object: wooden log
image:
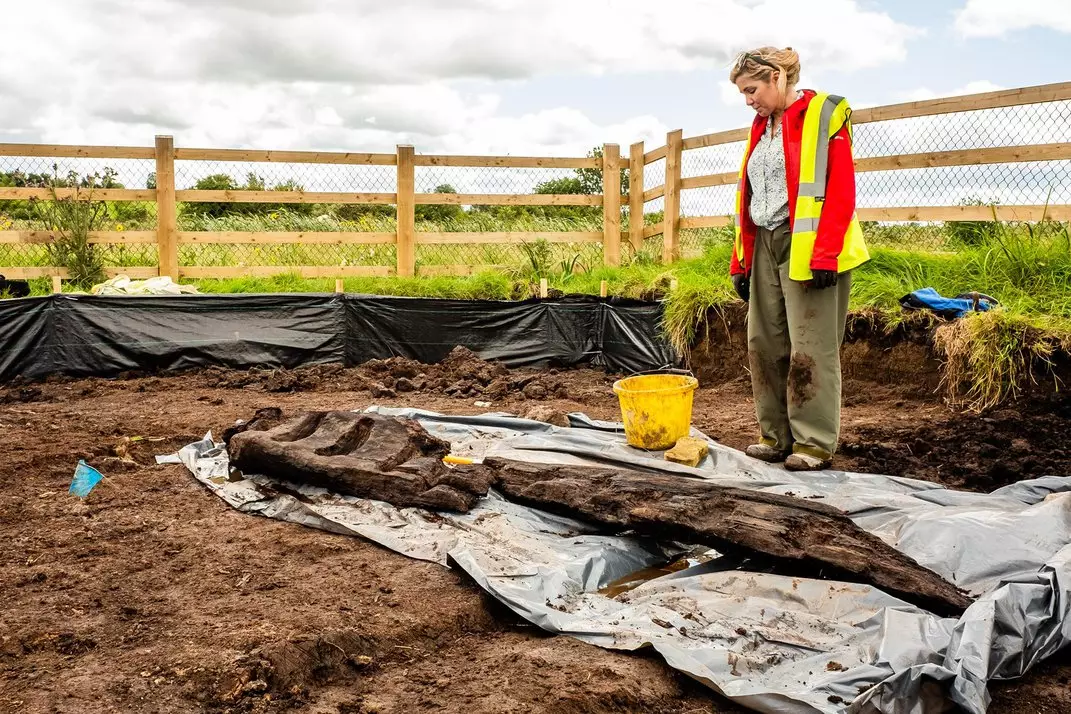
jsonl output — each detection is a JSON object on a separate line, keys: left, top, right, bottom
{"left": 225, "top": 409, "right": 970, "bottom": 616}
{"left": 227, "top": 411, "right": 494, "bottom": 512}
{"left": 484, "top": 458, "right": 972, "bottom": 616}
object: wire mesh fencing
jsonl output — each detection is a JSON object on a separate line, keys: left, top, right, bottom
{"left": 674, "top": 95, "right": 1071, "bottom": 253}
{"left": 1, "top": 86, "right": 1068, "bottom": 281}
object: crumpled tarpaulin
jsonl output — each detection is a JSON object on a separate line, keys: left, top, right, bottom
{"left": 170, "top": 409, "right": 1071, "bottom": 714}
{"left": 898, "top": 287, "right": 999, "bottom": 320}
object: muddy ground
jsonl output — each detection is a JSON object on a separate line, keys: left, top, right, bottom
{"left": 2, "top": 347, "right": 1071, "bottom": 714}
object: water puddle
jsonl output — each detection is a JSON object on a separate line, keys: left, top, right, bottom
{"left": 599, "top": 547, "right": 719, "bottom": 598}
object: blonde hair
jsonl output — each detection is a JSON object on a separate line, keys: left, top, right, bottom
{"left": 730, "top": 46, "right": 801, "bottom": 98}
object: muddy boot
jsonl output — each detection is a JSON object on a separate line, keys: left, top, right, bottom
{"left": 784, "top": 451, "right": 832, "bottom": 472}
{"left": 745, "top": 443, "right": 790, "bottom": 463}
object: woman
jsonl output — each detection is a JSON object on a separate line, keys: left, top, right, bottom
{"left": 728, "top": 46, "right": 870, "bottom": 471}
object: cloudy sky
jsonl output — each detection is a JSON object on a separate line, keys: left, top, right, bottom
{"left": 2, "top": 0, "right": 1068, "bottom": 158}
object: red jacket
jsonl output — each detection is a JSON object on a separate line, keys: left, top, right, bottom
{"left": 730, "top": 90, "right": 857, "bottom": 276}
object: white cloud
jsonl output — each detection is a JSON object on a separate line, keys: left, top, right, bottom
{"left": 896, "top": 80, "right": 1005, "bottom": 103}
{"left": 954, "top": 0, "right": 1071, "bottom": 38}
{"left": 0, "top": 0, "right": 920, "bottom": 156}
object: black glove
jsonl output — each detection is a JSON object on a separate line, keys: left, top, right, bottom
{"left": 809, "top": 270, "right": 838, "bottom": 289}
{"left": 732, "top": 274, "right": 750, "bottom": 302}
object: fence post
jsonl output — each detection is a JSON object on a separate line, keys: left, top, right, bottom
{"left": 629, "top": 141, "right": 644, "bottom": 252}
{"left": 602, "top": 143, "right": 621, "bottom": 267}
{"left": 396, "top": 144, "right": 416, "bottom": 277}
{"left": 154, "top": 135, "right": 178, "bottom": 281}
{"left": 663, "top": 129, "right": 683, "bottom": 264}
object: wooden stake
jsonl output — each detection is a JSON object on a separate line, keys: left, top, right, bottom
{"left": 154, "top": 135, "right": 178, "bottom": 281}
{"left": 629, "top": 141, "right": 645, "bottom": 252}
{"left": 539, "top": 278, "right": 548, "bottom": 298}
{"left": 335, "top": 278, "right": 344, "bottom": 293}
{"left": 396, "top": 144, "right": 416, "bottom": 277}
{"left": 670, "top": 278, "right": 679, "bottom": 291}
{"left": 51, "top": 275, "right": 62, "bottom": 293}
{"left": 663, "top": 129, "right": 683, "bottom": 264}
{"left": 601, "top": 143, "right": 621, "bottom": 267}
{"left": 600, "top": 280, "right": 608, "bottom": 298}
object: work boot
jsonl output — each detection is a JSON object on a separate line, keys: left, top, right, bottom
{"left": 784, "top": 452, "right": 832, "bottom": 472}
{"left": 745, "top": 443, "right": 790, "bottom": 463}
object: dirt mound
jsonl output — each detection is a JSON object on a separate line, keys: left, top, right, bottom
{"left": 841, "top": 401, "right": 1071, "bottom": 490}
{"left": 192, "top": 347, "right": 574, "bottom": 402}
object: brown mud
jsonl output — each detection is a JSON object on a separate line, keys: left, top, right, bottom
{"left": 1, "top": 330, "right": 1070, "bottom": 712}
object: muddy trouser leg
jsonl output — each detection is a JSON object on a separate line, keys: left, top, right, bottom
{"left": 781, "top": 264, "right": 852, "bottom": 459}
{"left": 746, "top": 222, "right": 792, "bottom": 451}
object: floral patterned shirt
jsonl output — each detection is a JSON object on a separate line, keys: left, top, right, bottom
{"left": 746, "top": 117, "right": 790, "bottom": 230}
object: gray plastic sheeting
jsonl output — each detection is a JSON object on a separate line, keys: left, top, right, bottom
{"left": 172, "top": 408, "right": 1071, "bottom": 714}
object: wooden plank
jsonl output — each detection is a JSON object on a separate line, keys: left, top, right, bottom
{"left": 416, "top": 231, "right": 601, "bottom": 245}
{"left": 415, "top": 193, "right": 602, "bottom": 206}
{"left": 173, "top": 148, "right": 396, "bottom": 165}
{"left": 602, "top": 143, "right": 621, "bottom": 267}
{"left": 416, "top": 264, "right": 506, "bottom": 277}
{"left": 680, "top": 172, "right": 736, "bottom": 190}
{"left": 0, "top": 230, "right": 157, "bottom": 244}
{"left": 663, "top": 130, "right": 683, "bottom": 263}
{"left": 855, "top": 143, "right": 1071, "bottom": 173}
{"left": 0, "top": 266, "right": 159, "bottom": 279}
{"left": 0, "top": 143, "right": 155, "bottom": 159}
{"left": 857, "top": 205, "right": 1071, "bottom": 222}
{"left": 643, "top": 222, "right": 664, "bottom": 239}
{"left": 413, "top": 155, "right": 598, "bottom": 169}
{"left": 644, "top": 145, "right": 667, "bottom": 164}
{"left": 0, "top": 188, "right": 155, "bottom": 201}
{"left": 642, "top": 185, "right": 665, "bottom": 203}
{"left": 680, "top": 216, "right": 733, "bottom": 229}
{"left": 335, "top": 279, "right": 344, "bottom": 293}
{"left": 179, "top": 266, "right": 392, "bottom": 279}
{"left": 175, "top": 190, "right": 396, "bottom": 204}
{"left": 681, "top": 128, "right": 750, "bottom": 150}
{"left": 854, "top": 81, "right": 1071, "bottom": 124}
{"left": 177, "top": 231, "right": 396, "bottom": 244}
{"left": 539, "top": 278, "right": 548, "bottom": 299}
{"left": 629, "top": 141, "right": 645, "bottom": 251}
{"left": 396, "top": 145, "right": 416, "bottom": 278}
{"left": 155, "top": 136, "right": 179, "bottom": 281}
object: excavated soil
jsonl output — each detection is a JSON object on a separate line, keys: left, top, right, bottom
{"left": 2, "top": 340, "right": 1071, "bottom": 713}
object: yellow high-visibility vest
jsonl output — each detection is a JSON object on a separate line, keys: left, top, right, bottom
{"left": 735, "top": 93, "right": 870, "bottom": 281}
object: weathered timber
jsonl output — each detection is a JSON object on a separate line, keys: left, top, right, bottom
{"left": 224, "top": 410, "right": 970, "bottom": 614}
{"left": 227, "top": 411, "right": 493, "bottom": 512}
{"left": 484, "top": 458, "right": 971, "bottom": 615}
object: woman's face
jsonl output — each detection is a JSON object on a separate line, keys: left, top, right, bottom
{"left": 735, "top": 73, "right": 782, "bottom": 117}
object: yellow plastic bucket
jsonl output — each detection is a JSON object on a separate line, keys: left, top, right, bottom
{"left": 612, "top": 373, "right": 699, "bottom": 451}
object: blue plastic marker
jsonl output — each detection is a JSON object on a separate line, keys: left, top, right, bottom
{"left": 69, "top": 460, "right": 104, "bottom": 498}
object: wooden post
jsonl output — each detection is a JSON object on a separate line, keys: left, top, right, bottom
{"left": 154, "top": 135, "right": 178, "bottom": 281}
{"left": 396, "top": 145, "right": 416, "bottom": 277}
{"left": 539, "top": 278, "right": 548, "bottom": 299}
{"left": 663, "top": 129, "right": 683, "bottom": 264}
{"left": 600, "top": 280, "right": 608, "bottom": 298}
{"left": 335, "top": 278, "right": 344, "bottom": 293}
{"left": 670, "top": 278, "right": 679, "bottom": 291}
{"left": 51, "top": 275, "right": 62, "bottom": 294}
{"left": 629, "top": 141, "right": 644, "bottom": 252}
{"left": 602, "top": 143, "right": 621, "bottom": 267}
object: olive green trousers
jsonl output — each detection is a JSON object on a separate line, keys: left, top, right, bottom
{"left": 746, "top": 221, "right": 852, "bottom": 459}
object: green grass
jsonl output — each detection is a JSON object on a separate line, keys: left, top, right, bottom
{"left": 8, "top": 207, "right": 1071, "bottom": 412}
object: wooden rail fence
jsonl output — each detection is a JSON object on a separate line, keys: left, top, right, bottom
{"left": 0, "top": 80, "right": 1068, "bottom": 283}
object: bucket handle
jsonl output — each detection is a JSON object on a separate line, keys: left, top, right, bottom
{"left": 627, "top": 365, "right": 695, "bottom": 379}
